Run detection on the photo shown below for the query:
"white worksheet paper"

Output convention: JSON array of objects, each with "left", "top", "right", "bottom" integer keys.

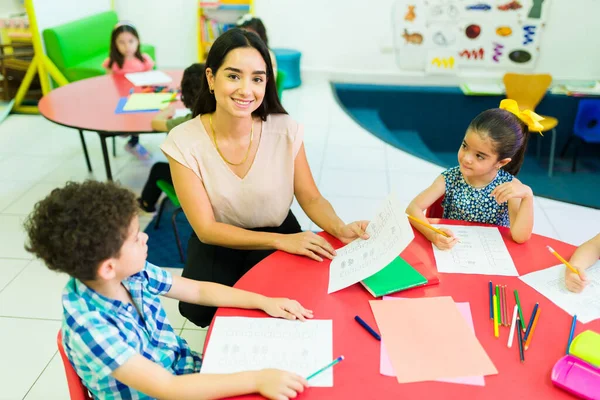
[
  {"left": 125, "top": 70, "right": 173, "bottom": 86},
  {"left": 432, "top": 225, "right": 518, "bottom": 276},
  {"left": 328, "top": 194, "right": 414, "bottom": 294},
  {"left": 201, "top": 317, "right": 334, "bottom": 387},
  {"left": 519, "top": 261, "right": 600, "bottom": 323}
]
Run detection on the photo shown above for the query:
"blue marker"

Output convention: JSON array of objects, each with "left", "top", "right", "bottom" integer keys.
[
  {"left": 354, "top": 315, "right": 381, "bottom": 341},
  {"left": 566, "top": 315, "right": 577, "bottom": 355},
  {"left": 306, "top": 356, "right": 344, "bottom": 381}
]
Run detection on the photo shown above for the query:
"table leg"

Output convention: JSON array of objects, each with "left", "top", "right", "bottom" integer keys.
[
  {"left": 548, "top": 128, "right": 556, "bottom": 177},
  {"left": 112, "top": 137, "right": 117, "bottom": 157},
  {"left": 99, "top": 134, "right": 113, "bottom": 181},
  {"left": 78, "top": 129, "right": 92, "bottom": 172}
]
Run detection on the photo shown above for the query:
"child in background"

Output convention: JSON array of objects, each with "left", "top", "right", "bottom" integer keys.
[
  {"left": 406, "top": 99, "right": 537, "bottom": 250},
  {"left": 138, "top": 63, "right": 205, "bottom": 213},
  {"left": 236, "top": 14, "right": 277, "bottom": 78},
  {"left": 565, "top": 233, "right": 600, "bottom": 293},
  {"left": 103, "top": 21, "right": 154, "bottom": 160},
  {"left": 24, "top": 181, "right": 312, "bottom": 400}
]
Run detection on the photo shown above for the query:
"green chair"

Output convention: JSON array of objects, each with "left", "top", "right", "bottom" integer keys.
[
  {"left": 276, "top": 70, "right": 286, "bottom": 101},
  {"left": 154, "top": 179, "right": 184, "bottom": 263},
  {"left": 43, "top": 11, "right": 155, "bottom": 82}
]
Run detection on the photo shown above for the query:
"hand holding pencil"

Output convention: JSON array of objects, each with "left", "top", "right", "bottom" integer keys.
[
  {"left": 406, "top": 215, "right": 459, "bottom": 250},
  {"left": 547, "top": 246, "right": 589, "bottom": 293}
]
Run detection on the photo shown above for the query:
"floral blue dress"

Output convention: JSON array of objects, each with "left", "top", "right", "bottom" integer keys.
[{"left": 441, "top": 166, "right": 514, "bottom": 227}]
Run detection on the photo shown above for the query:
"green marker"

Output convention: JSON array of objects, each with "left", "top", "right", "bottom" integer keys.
[
  {"left": 514, "top": 289, "right": 526, "bottom": 331},
  {"left": 307, "top": 356, "right": 344, "bottom": 381}
]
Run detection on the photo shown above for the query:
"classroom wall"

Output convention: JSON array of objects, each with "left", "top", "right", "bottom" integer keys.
[
  {"left": 32, "top": 0, "right": 111, "bottom": 34},
  {"left": 0, "top": 0, "right": 24, "bottom": 18}
]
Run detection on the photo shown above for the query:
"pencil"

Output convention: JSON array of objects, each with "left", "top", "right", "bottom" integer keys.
[
  {"left": 488, "top": 281, "right": 493, "bottom": 320},
  {"left": 499, "top": 284, "right": 505, "bottom": 326},
  {"left": 503, "top": 286, "right": 510, "bottom": 327},
  {"left": 517, "top": 317, "right": 525, "bottom": 362},
  {"left": 547, "top": 246, "right": 580, "bottom": 277},
  {"left": 496, "top": 286, "right": 501, "bottom": 326},
  {"left": 524, "top": 308, "right": 540, "bottom": 350},
  {"left": 508, "top": 305, "right": 518, "bottom": 348},
  {"left": 493, "top": 294, "right": 499, "bottom": 338},
  {"left": 162, "top": 92, "right": 178, "bottom": 103},
  {"left": 566, "top": 315, "right": 577, "bottom": 355},
  {"left": 306, "top": 356, "right": 345, "bottom": 381},
  {"left": 524, "top": 303, "right": 539, "bottom": 342},
  {"left": 406, "top": 215, "right": 451, "bottom": 238},
  {"left": 514, "top": 290, "right": 526, "bottom": 332}
]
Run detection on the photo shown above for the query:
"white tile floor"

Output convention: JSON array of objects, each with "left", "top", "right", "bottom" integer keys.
[{"left": 1, "top": 75, "right": 599, "bottom": 399}]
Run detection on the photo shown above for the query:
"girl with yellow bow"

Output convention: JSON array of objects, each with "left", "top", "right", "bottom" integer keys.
[{"left": 406, "top": 99, "right": 539, "bottom": 250}]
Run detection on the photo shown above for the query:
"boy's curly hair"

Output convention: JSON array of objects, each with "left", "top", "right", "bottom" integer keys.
[
  {"left": 23, "top": 181, "right": 138, "bottom": 281},
  {"left": 180, "top": 63, "right": 205, "bottom": 109}
]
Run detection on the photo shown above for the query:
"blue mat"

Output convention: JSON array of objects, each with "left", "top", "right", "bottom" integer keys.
[{"left": 144, "top": 201, "right": 192, "bottom": 268}]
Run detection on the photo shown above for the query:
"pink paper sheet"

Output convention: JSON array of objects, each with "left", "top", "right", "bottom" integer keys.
[{"left": 379, "top": 297, "right": 485, "bottom": 386}]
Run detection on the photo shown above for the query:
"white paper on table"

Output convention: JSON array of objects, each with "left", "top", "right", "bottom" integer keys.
[
  {"left": 379, "top": 297, "right": 485, "bottom": 386},
  {"left": 432, "top": 225, "right": 518, "bottom": 276},
  {"left": 125, "top": 70, "right": 173, "bottom": 86},
  {"left": 327, "top": 193, "right": 414, "bottom": 294},
  {"left": 173, "top": 108, "right": 191, "bottom": 118},
  {"left": 519, "top": 261, "right": 600, "bottom": 323},
  {"left": 201, "top": 317, "right": 334, "bottom": 387}
]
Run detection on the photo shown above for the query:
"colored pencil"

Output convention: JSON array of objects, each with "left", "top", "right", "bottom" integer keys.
[
  {"left": 406, "top": 215, "right": 451, "bottom": 238},
  {"left": 307, "top": 356, "right": 344, "bottom": 380},
  {"left": 567, "top": 315, "right": 577, "bottom": 355},
  {"left": 508, "top": 305, "right": 518, "bottom": 348},
  {"left": 524, "top": 303, "right": 539, "bottom": 341},
  {"left": 547, "top": 246, "right": 580, "bottom": 277},
  {"left": 503, "top": 286, "right": 510, "bottom": 327},
  {"left": 496, "top": 286, "right": 501, "bottom": 326},
  {"left": 488, "top": 281, "right": 493, "bottom": 320},
  {"left": 162, "top": 92, "right": 178, "bottom": 103},
  {"left": 354, "top": 315, "right": 381, "bottom": 341},
  {"left": 514, "top": 289, "right": 526, "bottom": 331},
  {"left": 524, "top": 307, "right": 540, "bottom": 350},
  {"left": 517, "top": 317, "right": 525, "bottom": 362},
  {"left": 493, "top": 294, "right": 499, "bottom": 338},
  {"left": 499, "top": 284, "right": 505, "bottom": 326}
]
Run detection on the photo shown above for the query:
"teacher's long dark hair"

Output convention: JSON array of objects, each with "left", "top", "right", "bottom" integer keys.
[{"left": 193, "top": 28, "right": 286, "bottom": 120}]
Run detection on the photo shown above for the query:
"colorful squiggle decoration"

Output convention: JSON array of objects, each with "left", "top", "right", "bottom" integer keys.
[
  {"left": 523, "top": 25, "right": 536, "bottom": 45},
  {"left": 459, "top": 48, "right": 485, "bottom": 59},
  {"left": 431, "top": 56, "right": 455, "bottom": 68},
  {"left": 492, "top": 42, "right": 504, "bottom": 62}
]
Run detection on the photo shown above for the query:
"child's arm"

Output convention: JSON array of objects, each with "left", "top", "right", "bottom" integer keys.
[
  {"left": 565, "top": 233, "right": 600, "bottom": 293},
  {"left": 151, "top": 106, "right": 176, "bottom": 132},
  {"left": 112, "top": 354, "right": 308, "bottom": 400},
  {"left": 492, "top": 178, "right": 534, "bottom": 243},
  {"left": 164, "top": 274, "right": 314, "bottom": 321},
  {"left": 406, "top": 175, "right": 458, "bottom": 250}
]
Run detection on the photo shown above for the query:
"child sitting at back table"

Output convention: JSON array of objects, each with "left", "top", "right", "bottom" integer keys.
[
  {"left": 24, "top": 181, "right": 312, "bottom": 400},
  {"left": 103, "top": 21, "right": 154, "bottom": 160},
  {"left": 565, "top": 233, "right": 600, "bottom": 293},
  {"left": 406, "top": 99, "right": 537, "bottom": 250}
]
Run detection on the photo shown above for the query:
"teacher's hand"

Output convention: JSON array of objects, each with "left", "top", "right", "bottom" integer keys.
[
  {"left": 335, "top": 220, "right": 370, "bottom": 244},
  {"left": 275, "top": 232, "right": 336, "bottom": 262}
]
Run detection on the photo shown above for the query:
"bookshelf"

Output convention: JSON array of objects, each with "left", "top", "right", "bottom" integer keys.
[{"left": 197, "top": 0, "right": 253, "bottom": 62}]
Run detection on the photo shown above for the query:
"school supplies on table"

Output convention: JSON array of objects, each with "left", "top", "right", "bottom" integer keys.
[
  {"left": 514, "top": 289, "right": 526, "bottom": 331},
  {"left": 508, "top": 305, "right": 518, "bottom": 348},
  {"left": 379, "top": 299, "right": 485, "bottom": 386},
  {"left": 360, "top": 256, "right": 427, "bottom": 297},
  {"left": 493, "top": 294, "right": 499, "bottom": 338},
  {"left": 371, "top": 296, "right": 497, "bottom": 384},
  {"left": 517, "top": 317, "right": 525, "bottom": 363},
  {"left": 519, "top": 261, "right": 600, "bottom": 323},
  {"left": 524, "top": 307, "right": 540, "bottom": 350},
  {"left": 201, "top": 317, "right": 334, "bottom": 387},
  {"left": 552, "top": 330, "right": 600, "bottom": 400},
  {"left": 122, "top": 93, "right": 174, "bottom": 112},
  {"left": 524, "top": 303, "right": 539, "bottom": 342},
  {"left": 432, "top": 225, "right": 518, "bottom": 276},
  {"left": 567, "top": 315, "right": 577, "bottom": 355},
  {"left": 488, "top": 281, "right": 493, "bottom": 319},
  {"left": 307, "top": 356, "right": 344, "bottom": 381},
  {"left": 328, "top": 194, "right": 414, "bottom": 294},
  {"left": 547, "top": 246, "right": 581, "bottom": 277},
  {"left": 354, "top": 315, "right": 381, "bottom": 341},
  {"left": 407, "top": 215, "right": 451, "bottom": 238},
  {"left": 125, "top": 70, "right": 173, "bottom": 86}
]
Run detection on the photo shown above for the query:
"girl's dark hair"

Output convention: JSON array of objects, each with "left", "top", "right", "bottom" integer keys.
[
  {"left": 193, "top": 28, "right": 285, "bottom": 121},
  {"left": 180, "top": 63, "right": 205, "bottom": 109},
  {"left": 108, "top": 24, "right": 144, "bottom": 69},
  {"left": 468, "top": 109, "right": 530, "bottom": 176},
  {"left": 237, "top": 16, "right": 269, "bottom": 46}
]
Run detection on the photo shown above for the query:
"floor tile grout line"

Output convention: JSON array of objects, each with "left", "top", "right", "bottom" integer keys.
[
  {"left": 0, "top": 260, "right": 31, "bottom": 295},
  {"left": 21, "top": 350, "right": 59, "bottom": 400},
  {"left": 0, "top": 315, "right": 62, "bottom": 322}
]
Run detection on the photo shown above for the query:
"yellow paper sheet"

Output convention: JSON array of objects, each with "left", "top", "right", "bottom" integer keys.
[
  {"left": 123, "top": 93, "right": 173, "bottom": 111},
  {"left": 370, "top": 297, "right": 497, "bottom": 383}
]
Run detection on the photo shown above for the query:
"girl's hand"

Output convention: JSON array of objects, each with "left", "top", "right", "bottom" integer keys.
[
  {"left": 335, "top": 220, "right": 370, "bottom": 244},
  {"left": 275, "top": 232, "right": 336, "bottom": 262},
  {"left": 565, "top": 266, "right": 589, "bottom": 293},
  {"left": 254, "top": 369, "right": 308, "bottom": 400},
  {"left": 490, "top": 180, "right": 533, "bottom": 204},
  {"left": 262, "top": 298, "right": 314, "bottom": 321},
  {"left": 432, "top": 227, "right": 459, "bottom": 250}
]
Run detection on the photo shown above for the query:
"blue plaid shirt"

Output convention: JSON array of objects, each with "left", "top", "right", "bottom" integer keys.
[{"left": 62, "top": 262, "right": 202, "bottom": 399}]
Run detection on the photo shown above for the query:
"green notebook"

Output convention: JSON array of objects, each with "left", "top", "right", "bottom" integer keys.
[{"left": 361, "top": 256, "right": 428, "bottom": 297}]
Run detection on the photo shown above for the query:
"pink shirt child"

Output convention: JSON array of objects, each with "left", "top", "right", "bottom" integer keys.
[{"left": 102, "top": 54, "right": 154, "bottom": 74}]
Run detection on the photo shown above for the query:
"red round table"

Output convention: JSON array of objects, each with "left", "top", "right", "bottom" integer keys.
[
  {"left": 38, "top": 70, "right": 183, "bottom": 180},
  {"left": 207, "top": 220, "right": 598, "bottom": 399}
]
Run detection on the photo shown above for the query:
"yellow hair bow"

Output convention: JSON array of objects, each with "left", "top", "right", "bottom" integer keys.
[{"left": 499, "top": 99, "right": 545, "bottom": 134}]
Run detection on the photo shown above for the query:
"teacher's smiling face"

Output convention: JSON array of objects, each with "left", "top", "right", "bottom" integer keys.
[{"left": 206, "top": 47, "right": 268, "bottom": 118}]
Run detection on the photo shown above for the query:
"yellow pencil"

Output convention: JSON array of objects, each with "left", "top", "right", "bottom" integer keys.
[
  {"left": 547, "top": 246, "right": 580, "bottom": 277},
  {"left": 407, "top": 215, "right": 451, "bottom": 238},
  {"left": 493, "top": 294, "right": 499, "bottom": 338}
]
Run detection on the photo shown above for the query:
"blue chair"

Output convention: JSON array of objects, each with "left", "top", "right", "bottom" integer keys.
[
  {"left": 560, "top": 99, "right": 600, "bottom": 172},
  {"left": 273, "top": 48, "right": 301, "bottom": 89}
]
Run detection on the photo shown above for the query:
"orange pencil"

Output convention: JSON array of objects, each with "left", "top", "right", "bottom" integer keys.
[
  {"left": 547, "top": 246, "right": 580, "bottom": 277},
  {"left": 524, "top": 307, "right": 540, "bottom": 350}
]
